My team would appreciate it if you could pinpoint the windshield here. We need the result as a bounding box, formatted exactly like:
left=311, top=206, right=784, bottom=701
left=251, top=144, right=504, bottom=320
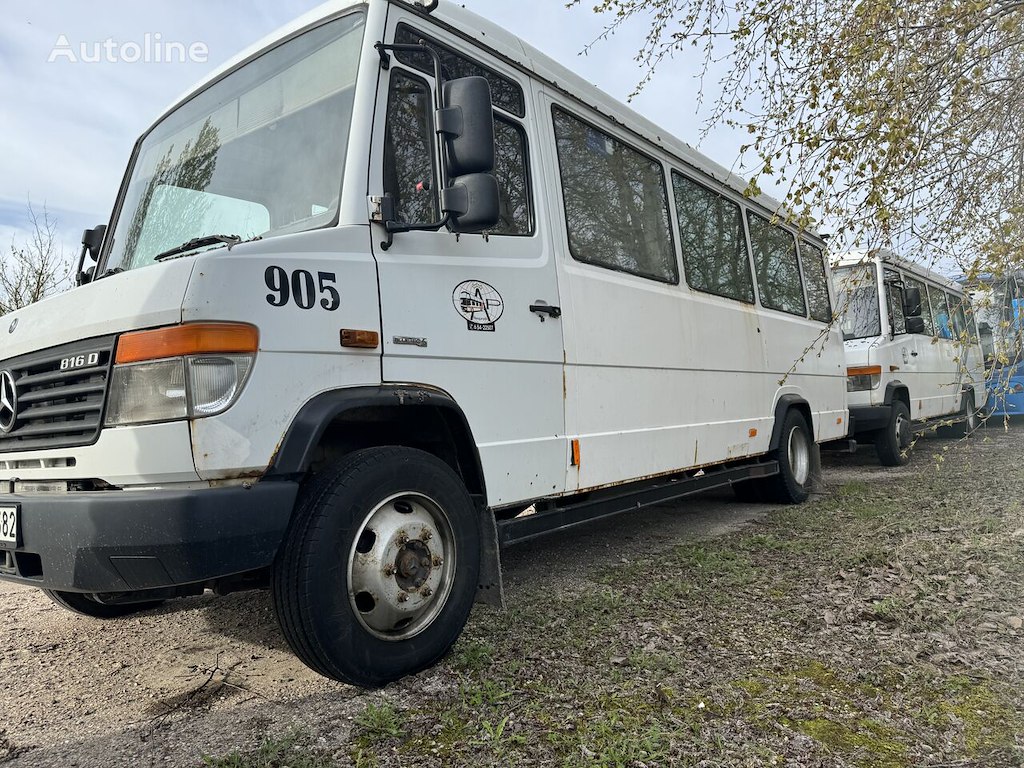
left=833, top=264, right=882, bottom=340
left=103, top=13, right=365, bottom=274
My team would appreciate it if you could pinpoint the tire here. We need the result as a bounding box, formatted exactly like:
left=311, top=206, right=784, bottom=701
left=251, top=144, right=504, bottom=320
left=271, top=446, right=480, bottom=687
left=960, top=392, right=978, bottom=436
left=875, top=399, right=912, bottom=466
left=937, top=392, right=978, bottom=438
left=763, top=410, right=816, bottom=504
left=44, top=590, right=164, bottom=619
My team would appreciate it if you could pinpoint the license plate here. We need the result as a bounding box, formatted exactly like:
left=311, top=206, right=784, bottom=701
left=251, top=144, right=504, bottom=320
left=0, top=505, right=17, bottom=548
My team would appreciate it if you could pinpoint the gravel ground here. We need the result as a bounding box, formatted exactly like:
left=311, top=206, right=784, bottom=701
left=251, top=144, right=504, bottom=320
left=1, top=422, right=1022, bottom=767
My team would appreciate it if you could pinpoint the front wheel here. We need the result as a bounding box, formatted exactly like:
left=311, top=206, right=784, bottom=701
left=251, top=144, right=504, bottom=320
left=763, top=410, right=817, bottom=504
left=272, top=447, right=480, bottom=687
left=44, top=590, right=164, bottom=618
left=875, top=400, right=912, bottom=466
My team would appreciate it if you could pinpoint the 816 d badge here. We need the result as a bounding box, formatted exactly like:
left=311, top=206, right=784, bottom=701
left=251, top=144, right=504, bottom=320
left=453, top=281, right=504, bottom=332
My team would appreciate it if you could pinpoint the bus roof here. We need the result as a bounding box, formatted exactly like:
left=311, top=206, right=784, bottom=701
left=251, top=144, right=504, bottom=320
left=833, top=249, right=965, bottom=294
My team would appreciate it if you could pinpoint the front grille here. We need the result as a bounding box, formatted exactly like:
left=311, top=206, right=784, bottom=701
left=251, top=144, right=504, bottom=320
left=0, top=336, right=116, bottom=452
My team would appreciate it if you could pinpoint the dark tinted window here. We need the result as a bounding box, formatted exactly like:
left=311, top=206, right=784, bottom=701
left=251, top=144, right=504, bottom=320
left=672, top=172, right=753, bottom=303
left=553, top=107, right=676, bottom=283
left=799, top=241, right=832, bottom=322
left=747, top=213, right=806, bottom=316
left=384, top=71, right=438, bottom=223
left=394, top=24, right=525, bottom=117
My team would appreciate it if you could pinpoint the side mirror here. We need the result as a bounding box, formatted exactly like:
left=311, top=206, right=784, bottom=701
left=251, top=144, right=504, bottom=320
left=76, top=224, right=107, bottom=286
left=903, top=287, right=922, bottom=317
left=906, top=316, right=926, bottom=335
left=82, top=225, right=106, bottom=259
left=441, top=173, right=499, bottom=232
left=438, top=77, right=495, bottom=177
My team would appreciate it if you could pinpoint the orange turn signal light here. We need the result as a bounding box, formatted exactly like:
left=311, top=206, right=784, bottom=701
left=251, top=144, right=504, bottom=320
left=846, top=365, right=882, bottom=377
left=341, top=329, right=380, bottom=349
left=115, top=323, right=259, bottom=364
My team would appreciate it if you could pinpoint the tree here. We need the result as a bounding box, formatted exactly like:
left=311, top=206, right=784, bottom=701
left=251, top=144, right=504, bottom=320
left=571, top=0, right=1024, bottom=279
left=1, top=204, right=71, bottom=314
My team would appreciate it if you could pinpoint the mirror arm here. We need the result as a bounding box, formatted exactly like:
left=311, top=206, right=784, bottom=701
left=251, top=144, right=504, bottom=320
left=380, top=214, right=451, bottom=252
left=74, top=243, right=91, bottom=287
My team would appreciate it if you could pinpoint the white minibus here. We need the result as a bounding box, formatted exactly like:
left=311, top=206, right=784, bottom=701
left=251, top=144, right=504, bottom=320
left=0, top=0, right=846, bottom=685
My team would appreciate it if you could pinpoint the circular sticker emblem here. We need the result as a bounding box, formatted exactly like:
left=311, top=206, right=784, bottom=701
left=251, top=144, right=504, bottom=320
left=452, top=281, right=504, bottom=332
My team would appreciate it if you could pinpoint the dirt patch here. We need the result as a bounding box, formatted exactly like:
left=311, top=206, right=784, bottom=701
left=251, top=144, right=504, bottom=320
left=2, top=423, right=1022, bottom=767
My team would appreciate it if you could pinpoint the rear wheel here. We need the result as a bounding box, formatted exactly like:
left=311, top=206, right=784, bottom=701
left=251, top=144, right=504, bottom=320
left=875, top=400, right=912, bottom=466
left=960, top=392, right=978, bottom=436
left=763, top=410, right=816, bottom=504
left=272, top=447, right=480, bottom=687
left=44, top=590, right=164, bottom=618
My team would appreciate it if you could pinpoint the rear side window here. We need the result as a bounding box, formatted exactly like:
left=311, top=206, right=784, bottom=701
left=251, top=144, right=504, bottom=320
left=672, top=172, right=753, bottom=303
left=747, top=213, right=806, bottom=316
left=552, top=107, right=677, bottom=283
left=799, top=241, right=832, bottom=322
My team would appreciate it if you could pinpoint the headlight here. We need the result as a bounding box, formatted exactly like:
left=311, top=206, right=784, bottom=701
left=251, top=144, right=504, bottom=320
left=104, top=323, right=257, bottom=427
left=847, top=365, right=882, bottom=392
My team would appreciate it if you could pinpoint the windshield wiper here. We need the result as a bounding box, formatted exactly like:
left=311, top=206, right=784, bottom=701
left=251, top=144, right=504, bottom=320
left=154, top=234, right=242, bottom=262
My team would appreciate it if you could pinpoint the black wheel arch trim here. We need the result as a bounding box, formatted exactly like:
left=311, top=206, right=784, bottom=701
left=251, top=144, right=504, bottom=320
left=884, top=381, right=909, bottom=407
left=768, top=394, right=813, bottom=452
left=264, top=385, right=487, bottom=504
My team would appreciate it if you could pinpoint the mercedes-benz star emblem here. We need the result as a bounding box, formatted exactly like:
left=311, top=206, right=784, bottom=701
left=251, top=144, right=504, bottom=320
left=0, top=370, right=17, bottom=434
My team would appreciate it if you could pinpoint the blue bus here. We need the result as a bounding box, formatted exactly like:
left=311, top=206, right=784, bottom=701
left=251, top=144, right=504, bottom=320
left=972, top=274, right=1024, bottom=417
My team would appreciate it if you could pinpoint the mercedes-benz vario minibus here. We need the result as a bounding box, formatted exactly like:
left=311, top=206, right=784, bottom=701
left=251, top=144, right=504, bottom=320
left=0, top=0, right=846, bottom=686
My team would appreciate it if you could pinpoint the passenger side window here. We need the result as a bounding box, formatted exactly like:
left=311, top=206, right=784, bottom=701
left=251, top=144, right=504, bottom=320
left=394, top=24, right=526, bottom=117
left=799, top=241, right=832, bottom=322
left=947, top=292, right=970, bottom=340
left=491, top=118, right=532, bottom=235
left=672, top=172, right=753, bottom=303
left=747, top=213, right=806, bottom=316
left=552, top=107, right=677, bottom=283
left=905, top=276, right=934, bottom=335
left=383, top=71, right=438, bottom=224
left=930, top=288, right=953, bottom=339
left=884, top=269, right=906, bottom=335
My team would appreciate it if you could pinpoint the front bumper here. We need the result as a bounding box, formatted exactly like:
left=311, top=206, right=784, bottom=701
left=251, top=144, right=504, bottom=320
left=0, top=481, right=297, bottom=593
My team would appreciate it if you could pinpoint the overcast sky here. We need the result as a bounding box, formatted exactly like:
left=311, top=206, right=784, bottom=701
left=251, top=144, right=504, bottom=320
left=0, top=0, right=755, bottom=256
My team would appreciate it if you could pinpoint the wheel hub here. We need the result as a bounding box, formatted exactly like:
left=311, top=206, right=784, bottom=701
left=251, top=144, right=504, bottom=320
left=348, top=493, right=455, bottom=641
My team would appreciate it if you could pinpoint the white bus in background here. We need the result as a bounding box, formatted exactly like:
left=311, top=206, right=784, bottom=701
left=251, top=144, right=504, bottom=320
left=832, top=250, right=987, bottom=466
left=0, top=0, right=847, bottom=686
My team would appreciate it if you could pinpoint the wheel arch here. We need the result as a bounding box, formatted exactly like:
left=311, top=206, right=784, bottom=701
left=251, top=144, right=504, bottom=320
left=264, top=386, right=487, bottom=505
left=884, top=381, right=910, bottom=410
left=768, top=394, right=814, bottom=451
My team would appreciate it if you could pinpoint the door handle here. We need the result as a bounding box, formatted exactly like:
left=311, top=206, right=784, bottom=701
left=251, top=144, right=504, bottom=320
left=529, top=303, right=562, bottom=320
left=910, top=351, right=919, bottom=357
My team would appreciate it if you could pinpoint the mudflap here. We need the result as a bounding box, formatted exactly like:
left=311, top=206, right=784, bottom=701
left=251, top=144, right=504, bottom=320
left=476, top=509, right=505, bottom=609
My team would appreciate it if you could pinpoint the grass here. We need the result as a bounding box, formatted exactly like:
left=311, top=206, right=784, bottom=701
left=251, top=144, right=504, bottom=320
left=202, top=731, right=334, bottom=768
left=204, top=429, right=1024, bottom=767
